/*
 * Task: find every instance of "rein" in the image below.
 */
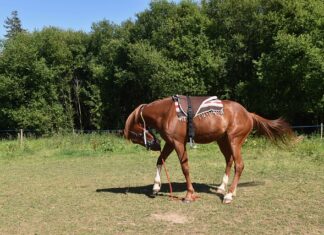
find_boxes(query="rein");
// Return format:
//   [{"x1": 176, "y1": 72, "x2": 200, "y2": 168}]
[
  {"x1": 161, "y1": 157, "x2": 197, "y2": 201},
  {"x1": 161, "y1": 157, "x2": 175, "y2": 200},
  {"x1": 140, "y1": 105, "x2": 148, "y2": 147}
]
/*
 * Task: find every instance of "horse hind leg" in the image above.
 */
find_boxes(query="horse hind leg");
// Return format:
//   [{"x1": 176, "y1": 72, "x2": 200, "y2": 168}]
[{"x1": 152, "y1": 143, "x2": 174, "y2": 196}]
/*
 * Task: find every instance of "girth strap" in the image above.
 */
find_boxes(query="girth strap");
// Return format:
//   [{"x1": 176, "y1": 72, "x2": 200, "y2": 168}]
[{"x1": 186, "y1": 96, "x2": 195, "y2": 147}]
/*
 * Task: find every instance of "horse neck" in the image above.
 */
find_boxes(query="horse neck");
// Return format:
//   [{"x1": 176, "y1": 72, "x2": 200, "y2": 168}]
[{"x1": 142, "y1": 97, "x2": 172, "y2": 130}]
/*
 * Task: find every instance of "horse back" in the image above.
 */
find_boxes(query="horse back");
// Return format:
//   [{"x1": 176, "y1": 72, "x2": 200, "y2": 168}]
[{"x1": 192, "y1": 100, "x2": 253, "y2": 143}]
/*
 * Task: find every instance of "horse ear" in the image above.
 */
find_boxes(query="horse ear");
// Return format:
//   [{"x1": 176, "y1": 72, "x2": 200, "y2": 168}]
[{"x1": 124, "y1": 104, "x2": 144, "y2": 139}]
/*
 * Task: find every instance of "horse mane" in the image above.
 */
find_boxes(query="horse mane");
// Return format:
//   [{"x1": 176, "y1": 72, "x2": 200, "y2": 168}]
[{"x1": 124, "y1": 104, "x2": 145, "y2": 139}]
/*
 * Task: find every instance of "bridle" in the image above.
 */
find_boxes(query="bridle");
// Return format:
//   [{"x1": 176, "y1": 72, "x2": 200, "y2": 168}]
[{"x1": 130, "y1": 105, "x2": 160, "y2": 150}]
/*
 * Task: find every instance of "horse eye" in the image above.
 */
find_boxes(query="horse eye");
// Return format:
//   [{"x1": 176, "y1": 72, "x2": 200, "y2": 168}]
[{"x1": 130, "y1": 131, "x2": 142, "y2": 139}]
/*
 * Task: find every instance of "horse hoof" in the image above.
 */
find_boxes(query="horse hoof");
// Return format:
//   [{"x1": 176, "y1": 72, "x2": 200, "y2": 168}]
[
  {"x1": 216, "y1": 188, "x2": 226, "y2": 195},
  {"x1": 182, "y1": 198, "x2": 192, "y2": 204},
  {"x1": 182, "y1": 194, "x2": 198, "y2": 203},
  {"x1": 223, "y1": 198, "x2": 233, "y2": 204},
  {"x1": 149, "y1": 191, "x2": 159, "y2": 198},
  {"x1": 223, "y1": 193, "x2": 233, "y2": 204}
]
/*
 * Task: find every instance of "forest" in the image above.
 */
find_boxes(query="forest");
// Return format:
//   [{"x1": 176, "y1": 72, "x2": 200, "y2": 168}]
[{"x1": 0, "y1": 0, "x2": 323, "y2": 133}]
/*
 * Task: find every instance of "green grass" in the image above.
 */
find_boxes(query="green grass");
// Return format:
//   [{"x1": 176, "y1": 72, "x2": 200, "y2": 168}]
[{"x1": 0, "y1": 134, "x2": 323, "y2": 234}]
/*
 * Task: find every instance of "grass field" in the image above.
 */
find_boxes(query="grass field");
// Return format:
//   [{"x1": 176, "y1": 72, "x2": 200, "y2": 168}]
[{"x1": 0, "y1": 134, "x2": 323, "y2": 234}]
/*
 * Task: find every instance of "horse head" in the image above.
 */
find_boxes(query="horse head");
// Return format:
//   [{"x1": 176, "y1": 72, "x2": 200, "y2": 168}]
[{"x1": 124, "y1": 104, "x2": 161, "y2": 151}]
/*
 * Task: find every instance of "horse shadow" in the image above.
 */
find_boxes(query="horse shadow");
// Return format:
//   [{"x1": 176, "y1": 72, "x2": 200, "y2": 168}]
[{"x1": 96, "y1": 181, "x2": 265, "y2": 201}]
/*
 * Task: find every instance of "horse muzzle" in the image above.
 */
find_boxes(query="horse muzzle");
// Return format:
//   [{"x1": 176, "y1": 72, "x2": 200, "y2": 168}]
[{"x1": 146, "y1": 138, "x2": 161, "y2": 151}]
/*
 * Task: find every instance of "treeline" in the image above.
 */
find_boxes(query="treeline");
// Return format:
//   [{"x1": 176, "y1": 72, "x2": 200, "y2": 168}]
[{"x1": 0, "y1": 0, "x2": 323, "y2": 133}]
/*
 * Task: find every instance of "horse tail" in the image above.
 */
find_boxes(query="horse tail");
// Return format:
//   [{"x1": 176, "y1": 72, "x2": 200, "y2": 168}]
[{"x1": 250, "y1": 113, "x2": 295, "y2": 144}]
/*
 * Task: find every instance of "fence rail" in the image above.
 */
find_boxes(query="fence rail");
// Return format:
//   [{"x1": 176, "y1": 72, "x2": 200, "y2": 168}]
[
  {"x1": 0, "y1": 123, "x2": 323, "y2": 141},
  {"x1": 291, "y1": 125, "x2": 322, "y2": 129}
]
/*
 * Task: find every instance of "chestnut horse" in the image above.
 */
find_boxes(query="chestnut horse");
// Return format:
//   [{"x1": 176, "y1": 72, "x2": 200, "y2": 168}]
[{"x1": 124, "y1": 96, "x2": 294, "y2": 203}]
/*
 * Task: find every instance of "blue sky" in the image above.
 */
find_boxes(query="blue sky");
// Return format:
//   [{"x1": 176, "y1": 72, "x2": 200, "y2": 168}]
[{"x1": 0, "y1": 0, "x2": 166, "y2": 38}]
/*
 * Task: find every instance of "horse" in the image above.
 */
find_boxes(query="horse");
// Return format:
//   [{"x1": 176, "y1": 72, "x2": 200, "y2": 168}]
[{"x1": 124, "y1": 95, "x2": 294, "y2": 204}]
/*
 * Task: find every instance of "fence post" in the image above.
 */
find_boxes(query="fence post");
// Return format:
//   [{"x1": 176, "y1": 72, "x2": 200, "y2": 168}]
[
  {"x1": 18, "y1": 129, "x2": 24, "y2": 146},
  {"x1": 321, "y1": 123, "x2": 323, "y2": 139}
]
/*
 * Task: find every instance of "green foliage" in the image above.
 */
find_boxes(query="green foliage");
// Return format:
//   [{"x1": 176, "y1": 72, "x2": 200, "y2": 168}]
[
  {"x1": 204, "y1": 0, "x2": 323, "y2": 122},
  {"x1": 0, "y1": 0, "x2": 323, "y2": 133},
  {"x1": 254, "y1": 32, "x2": 324, "y2": 120},
  {"x1": 0, "y1": 29, "x2": 90, "y2": 132},
  {"x1": 247, "y1": 0, "x2": 324, "y2": 122},
  {"x1": 133, "y1": 0, "x2": 226, "y2": 97}
]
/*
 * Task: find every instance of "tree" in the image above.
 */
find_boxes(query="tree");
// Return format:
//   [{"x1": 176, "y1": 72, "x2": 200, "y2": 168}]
[
  {"x1": 204, "y1": 0, "x2": 323, "y2": 124},
  {"x1": 131, "y1": 0, "x2": 226, "y2": 98},
  {"x1": 0, "y1": 0, "x2": 323, "y2": 132},
  {"x1": 0, "y1": 32, "x2": 63, "y2": 133},
  {"x1": 88, "y1": 20, "x2": 127, "y2": 129},
  {"x1": 0, "y1": 27, "x2": 93, "y2": 133},
  {"x1": 250, "y1": 0, "x2": 324, "y2": 123},
  {"x1": 4, "y1": 10, "x2": 26, "y2": 38}
]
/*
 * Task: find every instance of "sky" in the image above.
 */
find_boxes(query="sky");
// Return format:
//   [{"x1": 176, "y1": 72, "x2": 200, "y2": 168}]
[{"x1": 0, "y1": 0, "x2": 162, "y2": 39}]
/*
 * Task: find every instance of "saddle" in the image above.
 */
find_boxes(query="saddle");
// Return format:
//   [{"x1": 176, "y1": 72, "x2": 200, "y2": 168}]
[
  {"x1": 172, "y1": 95, "x2": 223, "y2": 146},
  {"x1": 172, "y1": 95, "x2": 223, "y2": 120}
]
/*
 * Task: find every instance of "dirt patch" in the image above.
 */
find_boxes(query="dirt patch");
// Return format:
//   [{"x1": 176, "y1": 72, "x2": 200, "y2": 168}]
[{"x1": 151, "y1": 212, "x2": 190, "y2": 224}]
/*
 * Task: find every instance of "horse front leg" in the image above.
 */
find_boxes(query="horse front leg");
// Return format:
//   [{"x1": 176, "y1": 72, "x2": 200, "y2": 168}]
[
  {"x1": 152, "y1": 143, "x2": 174, "y2": 195},
  {"x1": 223, "y1": 137, "x2": 246, "y2": 204},
  {"x1": 174, "y1": 142, "x2": 196, "y2": 203},
  {"x1": 223, "y1": 147, "x2": 244, "y2": 204},
  {"x1": 216, "y1": 136, "x2": 234, "y2": 195}
]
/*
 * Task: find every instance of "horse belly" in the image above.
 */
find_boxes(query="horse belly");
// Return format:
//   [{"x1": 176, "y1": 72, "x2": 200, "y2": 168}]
[{"x1": 193, "y1": 116, "x2": 226, "y2": 144}]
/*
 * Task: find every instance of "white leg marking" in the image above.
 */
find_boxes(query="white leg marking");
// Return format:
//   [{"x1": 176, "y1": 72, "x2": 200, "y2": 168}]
[
  {"x1": 218, "y1": 174, "x2": 229, "y2": 192},
  {"x1": 153, "y1": 165, "x2": 162, "y2": 192}
]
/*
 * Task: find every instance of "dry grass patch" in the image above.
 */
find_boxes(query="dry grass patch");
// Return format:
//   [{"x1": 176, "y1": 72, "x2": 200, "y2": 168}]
[{"x1": 151, "y1": 212, "x2": 190, "y2": 224}]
